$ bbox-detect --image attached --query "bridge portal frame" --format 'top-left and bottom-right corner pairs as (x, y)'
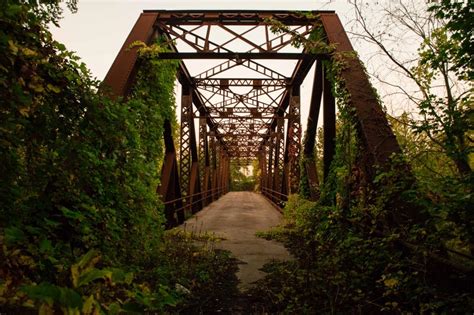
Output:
(103, 10), (403, 227)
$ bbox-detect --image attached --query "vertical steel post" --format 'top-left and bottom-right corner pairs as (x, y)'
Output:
(158, 119), (184, 227)
(273, 116), (285, 201)
(259, 149), (267, 192)
(180, 84), (202, 214)
(266, 137), (274, 198)
(286, 85), (302, 194)
(199, 117), (210, 205)
(209, 131), (217, 200)
(180, 84), (192, 199)
(216, 140), (222, 197)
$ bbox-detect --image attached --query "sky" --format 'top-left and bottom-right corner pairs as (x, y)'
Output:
(51, 1), (357, 81)
(49, 0), (423, 144)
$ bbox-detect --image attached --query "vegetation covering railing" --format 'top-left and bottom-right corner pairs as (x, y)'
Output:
(253, 4), (473, 313)
(0, 2), (238, 313)
(261, 187), (288, 209)
(163, 186), (226, 219)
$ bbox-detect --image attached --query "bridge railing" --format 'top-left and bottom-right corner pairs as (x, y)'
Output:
(162, 186), (226, 227)
(261, 187), (288, 211)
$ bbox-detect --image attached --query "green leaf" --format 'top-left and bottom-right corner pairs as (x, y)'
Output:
(158, 285), (177, 307)
(22, 283), (60, 306)
(74, 249), (100, 270)
(121, 302), (144, 313)
(46, 83), (61, 93)
(108, 302), (122, 315)
(6, 4), (22, 17)
(44, 218), (61, 228)
(82, 295), (97, 314)
(58, 287), (82, 309)
(71, 250), (101, 288)
(39, 239), (53, 253)
(60, 207), (85, 221)
(76, 267), (133, 287)
(76, 268), (111, 288)
(109, 268), (134, 284)
(4, 226), (25, 245)
(7, 40), (18, 55)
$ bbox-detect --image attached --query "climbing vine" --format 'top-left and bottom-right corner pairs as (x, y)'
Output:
(253, 13), (474, 313)
(0, 2), (240, 313)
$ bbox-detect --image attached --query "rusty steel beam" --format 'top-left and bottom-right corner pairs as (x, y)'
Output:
(146, 10), (332, 25)
(273, 117), (285, 194)
(261, 53), (315, 150)
(209, 87), (286, 109)
(213, 24), (261, 52)
(197, 85), (277, 108)
(181, 64), (229, 151)
(266, 135), (275, 191)
(210, 116), (277, 121)
(259, 149), (267, 190)
(156, 24), (230, 154)
(263, 145), (270, 192)
(158, 120), (184, 227)
(221, 134), (270, 139)
(194, 78), (288, 87)
(105, 10), (421, 234)
(103, 12), (158, 97)
(216, 143), (223, 194)
(179, 84), (193, 198)
(302, 60), (323, 200)
(319, 13), (403, 178)
(195, 58), (288, 80)
(199, 118), (211, 206)
(156, 52), (327, 59)
(207, 107), (276, 115)
(158, 19), (313, 54)
(209, 132), (218, 201)
(160, 21), (290, 81)
(285, 86), (302, 194)
(179, 83), (203, 215)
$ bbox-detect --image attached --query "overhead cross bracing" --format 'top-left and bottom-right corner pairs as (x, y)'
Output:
(150, 10), (327, 163)
(104, 10), (403, 227)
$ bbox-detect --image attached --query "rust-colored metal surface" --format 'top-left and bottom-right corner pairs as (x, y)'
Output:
(104, 10), (405, 226)
(103, 10), (470, 290)
(153, 10), (324, 167)
(158, 120), (184, 226)
(102, 13), (158, 97)
(320, 13), (402, 178)
(301, 61), (323, 200)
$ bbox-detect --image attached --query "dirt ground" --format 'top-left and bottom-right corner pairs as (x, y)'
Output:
(181, 191), (290, 291)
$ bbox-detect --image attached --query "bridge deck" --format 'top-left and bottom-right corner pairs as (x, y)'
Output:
(182, 191), (290, 290)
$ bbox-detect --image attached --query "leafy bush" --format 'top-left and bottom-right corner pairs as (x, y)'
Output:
(0, 1), (240, 313)
(251, 18), (473, 311)
(253, 191), (474, 313)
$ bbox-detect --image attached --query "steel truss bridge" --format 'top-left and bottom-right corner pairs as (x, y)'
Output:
(103, 10), (401, 227)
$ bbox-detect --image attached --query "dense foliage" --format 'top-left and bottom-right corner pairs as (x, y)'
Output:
(1, 1), (472, 313)
(429, 0), (473, 81)
(0, 1), (239, 313)
(253, 106), (473, 312)
(253, 6), (473, 313)
(229, 161), (258, 191)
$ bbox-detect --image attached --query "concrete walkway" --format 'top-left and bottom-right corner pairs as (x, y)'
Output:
(181, 191), (290, 291)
